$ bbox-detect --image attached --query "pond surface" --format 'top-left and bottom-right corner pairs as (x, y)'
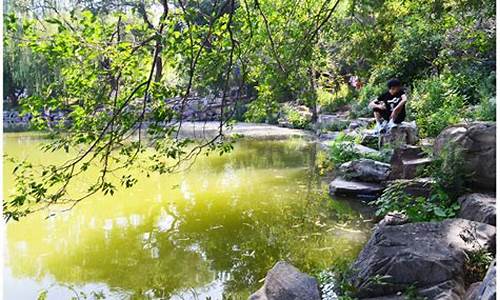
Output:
(3, 133), (371, 300)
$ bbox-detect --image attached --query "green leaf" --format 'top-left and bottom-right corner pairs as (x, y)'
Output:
(433, 207), (447, 217)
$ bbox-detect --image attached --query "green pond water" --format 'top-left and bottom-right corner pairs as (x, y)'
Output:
(3, 133), (372, 300)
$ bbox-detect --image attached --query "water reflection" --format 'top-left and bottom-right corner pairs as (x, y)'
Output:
(4, 134), (371, 299)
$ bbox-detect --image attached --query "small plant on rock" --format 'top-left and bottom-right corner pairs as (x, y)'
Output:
(329, 133), (387, 167)
(375, 143), (467, 222)
(373, 180), (460, 222)
(464, 248), (494, 285)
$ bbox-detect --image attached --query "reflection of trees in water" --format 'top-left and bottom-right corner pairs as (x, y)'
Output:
(6, 139), (370, 298)
(170, 178), (369, 297)
(197, 139), (315, 172)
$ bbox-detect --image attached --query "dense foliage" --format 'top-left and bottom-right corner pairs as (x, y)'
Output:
(323, 0), (495, 136)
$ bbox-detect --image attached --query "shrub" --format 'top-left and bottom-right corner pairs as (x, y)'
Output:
(329, 133), (363, 166)
(318, 85), (355, 113)
(422, 144), (469, 201)
(244, 84), (280, 123)
(474, 96), (496, 121)
(329, 133), (387, 167)
(350, 83), (385, 118)
(277, 104), (311, 129)
(464, 248), (494, 285)
(409, 75), (466, 137)
(373, 180), (460, 222)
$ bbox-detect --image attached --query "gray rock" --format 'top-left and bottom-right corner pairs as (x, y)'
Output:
(378, 212), (409, 227)
(382, 121), (419, 146)
(329, 178), (384, 199)
(248, 261), (321, 300)
(338, 159), (391, 183)
(349, 118), (376, 130)
(353, 143), (379, 155)
(317, 114), (350, 130)
(458, 193), (496, 226)
(349, 218), (496, 299)
(434, 122), (496, 191)
(474, 261), (496, 300)
(360, 133), (379, 149)
(360, 122), (419, 149)
(466, 282), (481, 300)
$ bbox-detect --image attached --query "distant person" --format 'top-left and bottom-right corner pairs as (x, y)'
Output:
(349, 75), (363, 90)
(368, 78), (407, 132)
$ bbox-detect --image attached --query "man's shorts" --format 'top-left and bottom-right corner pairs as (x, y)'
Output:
(373, 105), (406, 124)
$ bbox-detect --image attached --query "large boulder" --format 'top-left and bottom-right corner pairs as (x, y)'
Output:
(458, 193), (496, 226)
(248, 261), (321, 300)
(329, 178), (384, 199)
(349, 218), (496, 299)
(338, 159), (391, 183)
(382, 121), (419, 146)
(360, 122), (419, 149)
(433, 122), (496, 191)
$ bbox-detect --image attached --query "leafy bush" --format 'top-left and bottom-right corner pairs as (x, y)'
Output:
(350, 83), (385, 118)
(244, 85), (280, 123)
(373, 180), (460, 222)
(464, 248), (494, 285)
(279, 105), (311, 129)
(318, 86), (355, 113)
(422, 144), (468, 201)
(474, 96), (496, 121)
(473, 71), (496, 121)
(409, 75), (466, 137)
(329, 133), (387, 167)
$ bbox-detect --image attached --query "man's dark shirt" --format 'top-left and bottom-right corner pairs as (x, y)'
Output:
(375, 89), (406, 123)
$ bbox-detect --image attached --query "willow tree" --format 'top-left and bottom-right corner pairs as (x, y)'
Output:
(4, 0), (342, 221)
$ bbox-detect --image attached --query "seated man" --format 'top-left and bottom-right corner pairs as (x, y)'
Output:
(368, 78), (407, 132)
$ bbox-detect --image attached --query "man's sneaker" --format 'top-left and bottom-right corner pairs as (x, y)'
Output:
(375, 120), (388, 134)
(387, 119), (396, 129)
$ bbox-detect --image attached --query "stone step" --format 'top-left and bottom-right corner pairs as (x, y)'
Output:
(390, 145), (426, 179)
(386, 177), (435, 198)
(401, 157), (433, 179)
(329, 178), (384, 199)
